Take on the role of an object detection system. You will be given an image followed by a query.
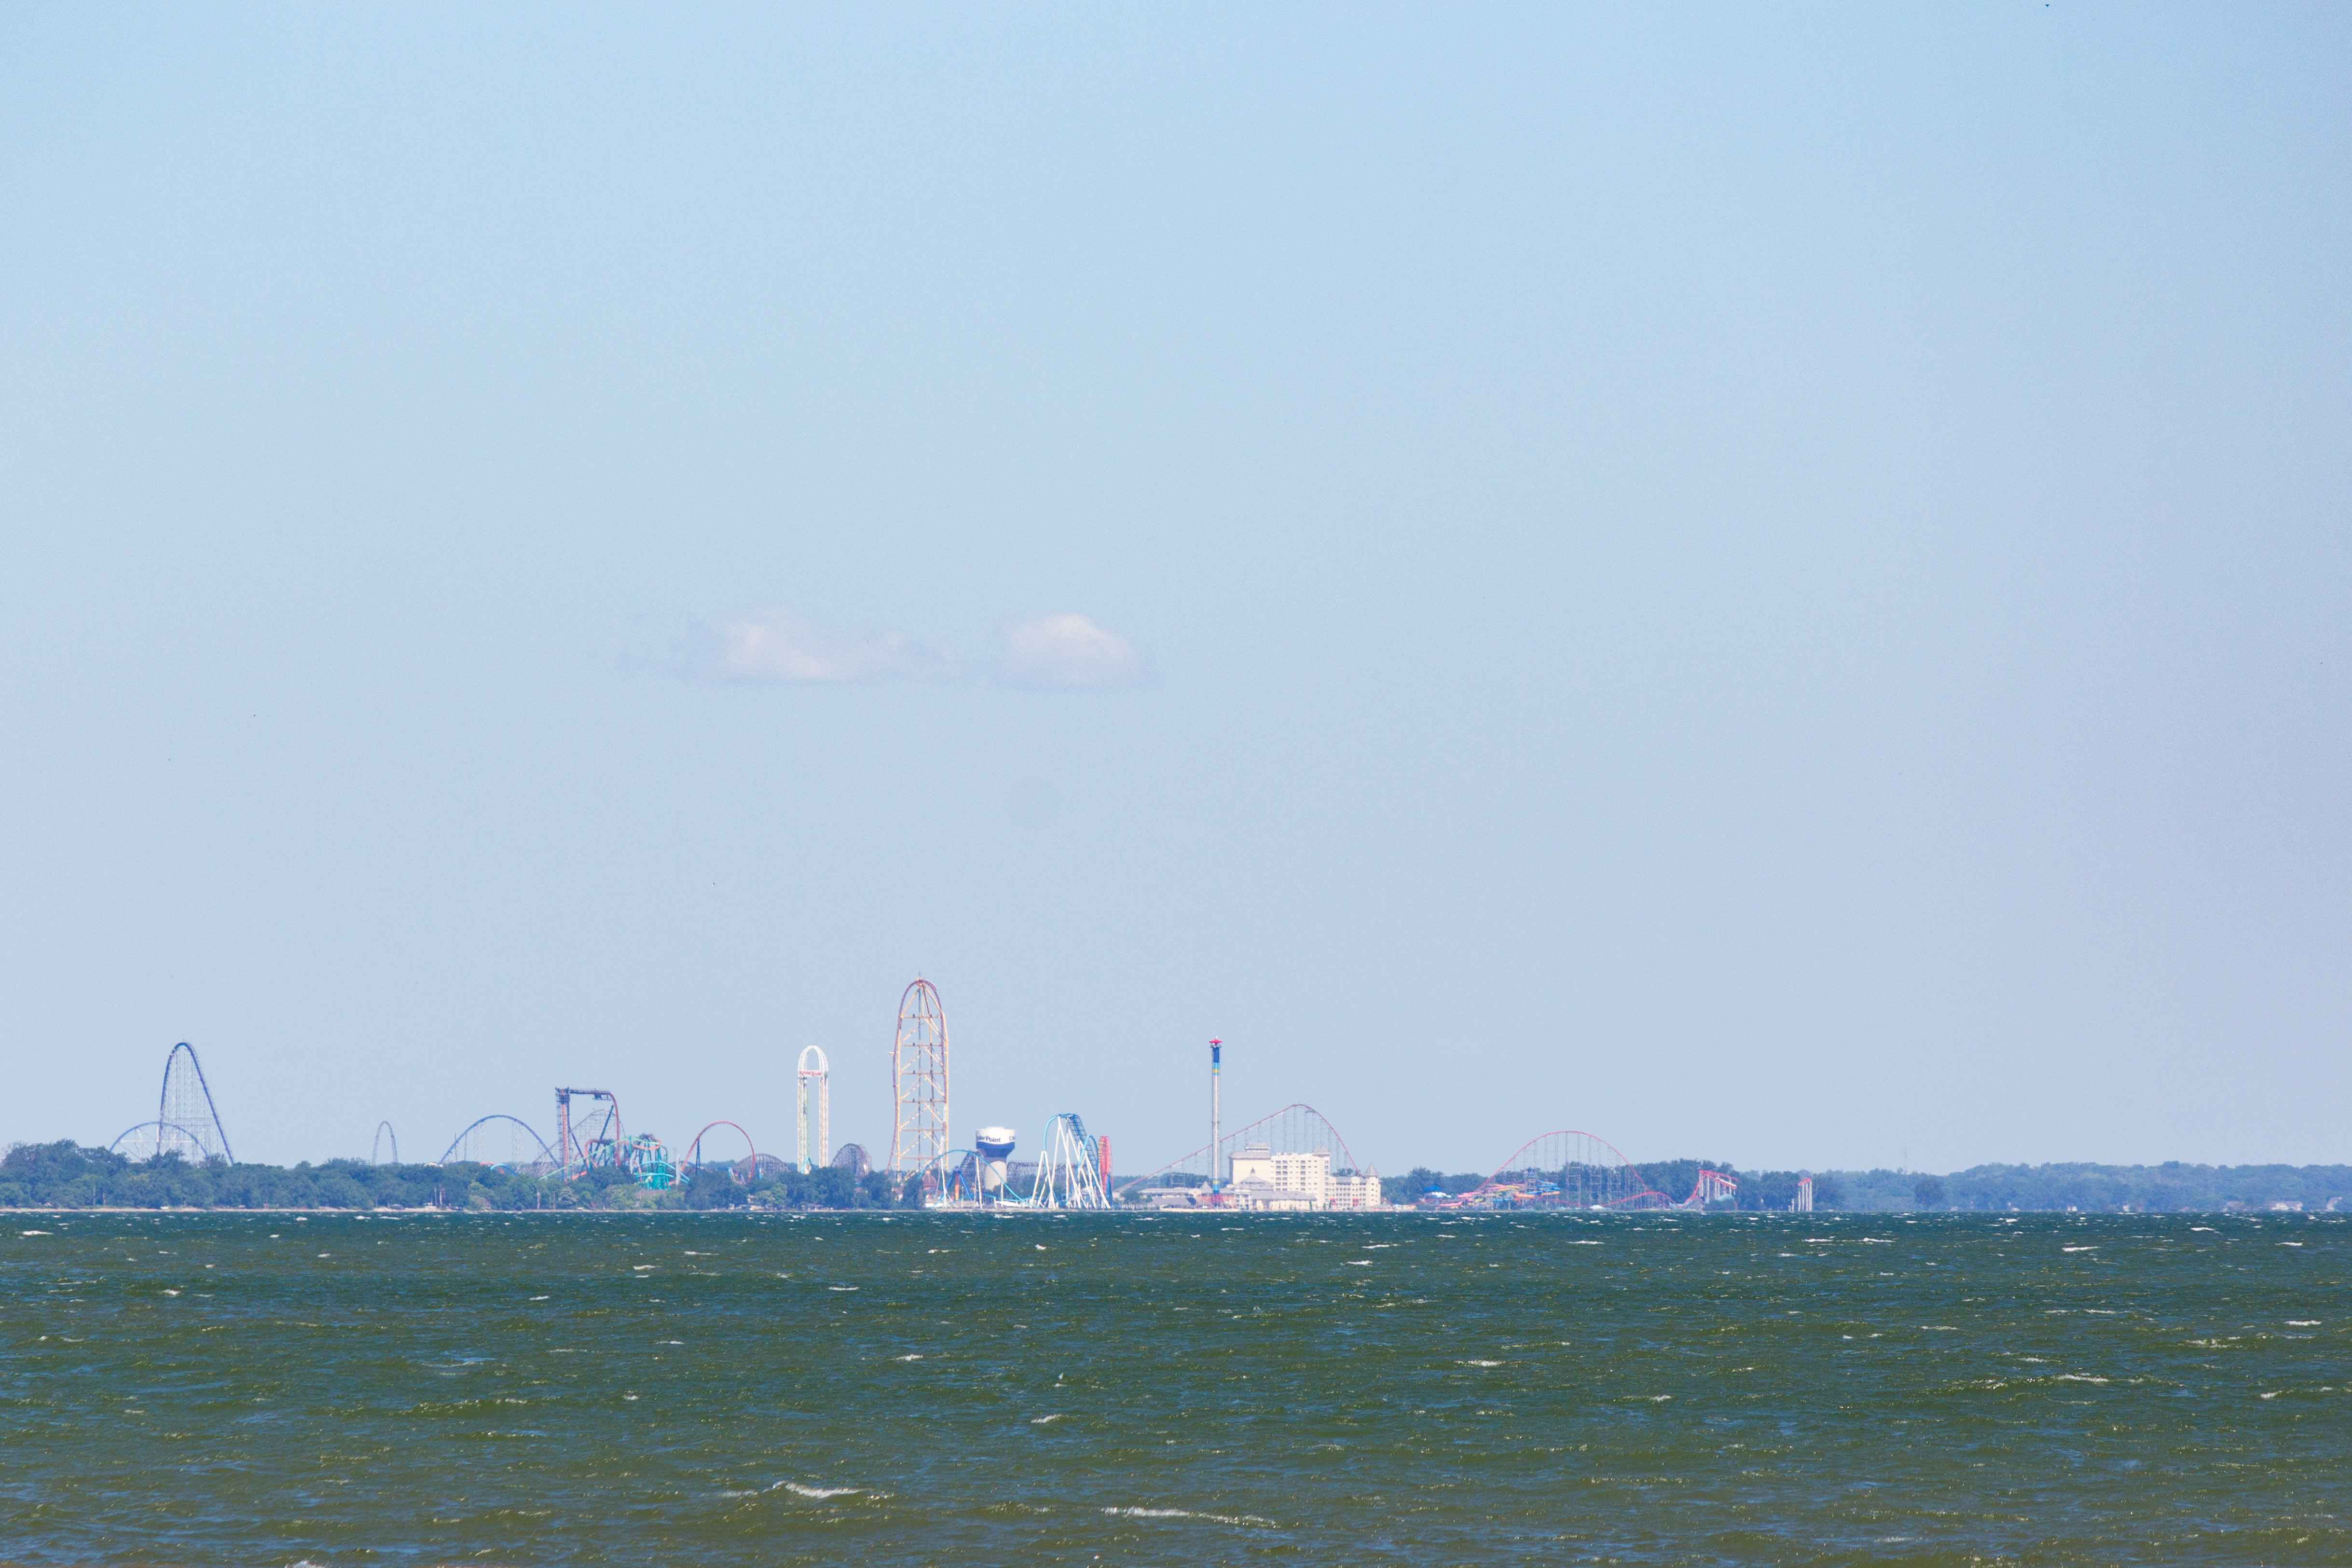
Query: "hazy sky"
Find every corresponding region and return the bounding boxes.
[3,4,2346,1174]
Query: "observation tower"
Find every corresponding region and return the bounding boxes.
[796,1045,831,1172]
[1209,1038,1222,1189]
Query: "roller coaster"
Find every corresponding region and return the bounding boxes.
[1442,1133,1740,1211]
[913,1113,1113,1209]
[110,1043,236,1164]
[1117,1102,1360,1201]
[431,1097,794,1190]
[684,1122,799,1184]
[1447,1130,1668,1210]
[438,1114,560,1170]
[686,1120,757,1173]
[426,1094,656,1186]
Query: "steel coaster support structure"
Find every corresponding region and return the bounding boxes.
[108,1119,217,1160]
[147,1043,235,1164]
[1461,1129,1660,1210]
[438,1114,559,1169]
[1679,1169,1739,1209]
[371,1121,399,1165]
[1025,1113,1110,1209]
[554,1087,622,1177]
[888,980,949,1176]
[796,1045,831,1173]
[736,1152,794,1182]
[624,1133,677,1189]
[1118,1103,1361,1199]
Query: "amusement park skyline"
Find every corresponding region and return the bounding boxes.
[3,7,2348,1175]
[6,13,2348,1568]
[28,956,2344,1187]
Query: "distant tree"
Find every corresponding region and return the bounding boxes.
[810,1166,855,1208]
[60,1173,107,1207]
[680,1168,747,1210]
[1912,1174,1947,1210]
[1382,1168,1446,1204]
[221,1165,283,1209]
[1737,1170,1805,1211]
[313,1170,369,1209]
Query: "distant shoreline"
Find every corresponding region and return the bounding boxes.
[7,1203,2343,1218]
[7,1142,2349,1216]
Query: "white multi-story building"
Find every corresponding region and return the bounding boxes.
[1327,1169,1382,1210]
[1224,1144,1339,1210]
[1221,1148,1385,1210]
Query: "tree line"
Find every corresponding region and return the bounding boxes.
[10,1141,2348,1213]
[0,1142,909,1211]
[1830,1162,2352,1213]
[1380,1158,2352,1212]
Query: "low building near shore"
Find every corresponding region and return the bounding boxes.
[1229,1144,1330,1205]
[1217,1145,1387,1210]
[1225,1177,1320,1211]
[1122,1149,1386,1210]
[1327,1169,1382,1210]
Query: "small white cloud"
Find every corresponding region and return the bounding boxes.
[703,611,951,685]
[995,613,1151,689]
[667,608,1147,691]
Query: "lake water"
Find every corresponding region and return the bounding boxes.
[2,1210,2344,1564]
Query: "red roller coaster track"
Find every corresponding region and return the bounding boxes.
[685,1120,759,1175]
[1452,1129,1671,1210]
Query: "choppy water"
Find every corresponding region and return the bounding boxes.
[1,1211,2346,1565]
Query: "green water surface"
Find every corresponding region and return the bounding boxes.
[1,1211,2344,1564]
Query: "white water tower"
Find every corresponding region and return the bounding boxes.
[975,1126,1018,1200]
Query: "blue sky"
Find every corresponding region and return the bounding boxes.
[2,3,2346,1172]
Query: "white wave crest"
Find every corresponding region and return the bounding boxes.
[1101,1506,1278,1528]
